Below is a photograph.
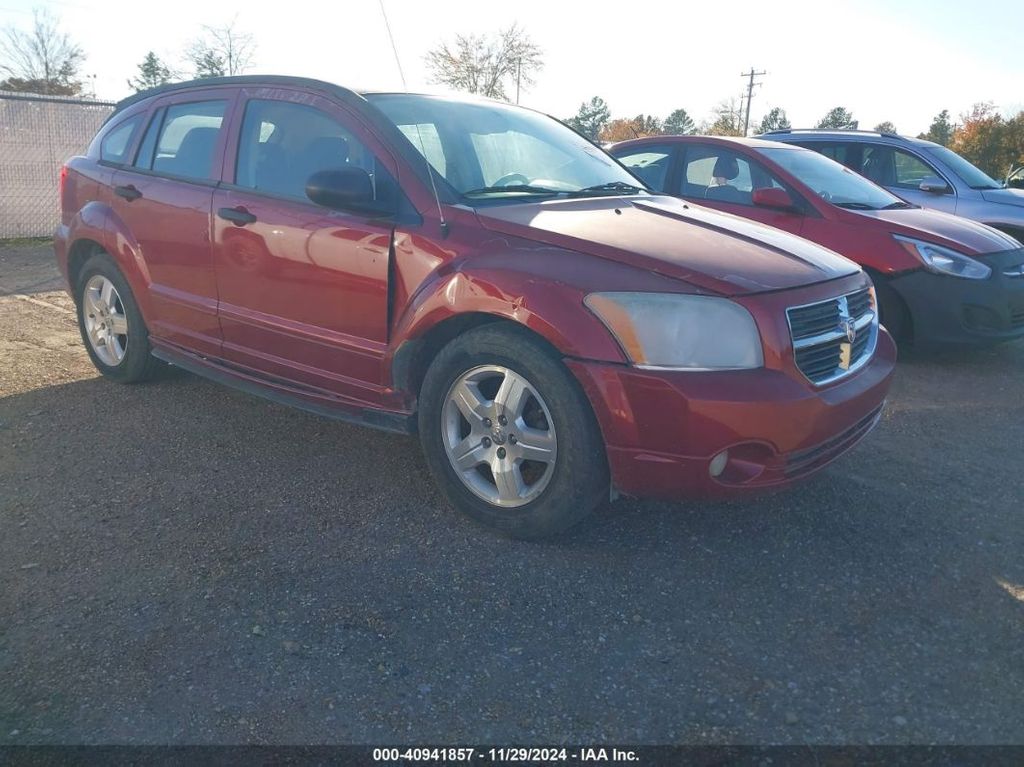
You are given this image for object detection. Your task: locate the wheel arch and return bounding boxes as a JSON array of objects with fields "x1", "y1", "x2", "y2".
[
  {"x1": 388, "y1": 265, "x2": 631, "y2": 404},
  {"x1": 392, "y1": 312, "x2": 567, "y2": 405}
]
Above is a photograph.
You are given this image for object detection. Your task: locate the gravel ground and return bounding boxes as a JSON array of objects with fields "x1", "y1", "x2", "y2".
[{"x1": 1, "y1": 242, "x2": 1022, "y2": 745}]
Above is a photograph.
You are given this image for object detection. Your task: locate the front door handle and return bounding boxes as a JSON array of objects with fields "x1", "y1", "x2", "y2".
[
  {"x1": 114, "y1": 184, "x2": 142, "y2": 202},
  {"x1": 217, "y1": 207, "x2": 257, "y2": 226}
]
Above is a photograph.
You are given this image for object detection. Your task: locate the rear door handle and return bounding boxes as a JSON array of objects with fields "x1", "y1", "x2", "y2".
[
  {"x1": 217, "y1": 207, "x2": 257, "y2": 226},
  {"x1": 114, "y1": 184, "x2": 142, "y2": 201}
]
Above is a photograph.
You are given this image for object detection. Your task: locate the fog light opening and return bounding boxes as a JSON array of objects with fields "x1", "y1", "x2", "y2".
[{"x1": 709, "y1": 450, "x2": 730, "y2": 478}]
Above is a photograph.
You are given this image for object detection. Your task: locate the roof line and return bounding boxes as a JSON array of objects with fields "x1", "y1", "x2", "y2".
[{"x1": 111, "y1": 75, "x2": 366, "y2": 116}]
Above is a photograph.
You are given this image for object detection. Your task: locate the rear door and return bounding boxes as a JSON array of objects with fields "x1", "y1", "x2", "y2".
[
  {"x1": 110, "y1": 89, "x2": 236, "y2": 357},
  {"x1": 210, "y1": 87, "x2": 399, "y2": 405}
]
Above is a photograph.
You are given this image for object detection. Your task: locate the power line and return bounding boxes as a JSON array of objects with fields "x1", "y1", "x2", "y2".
[{"x1": 740, "y1": 68, "x2": 766, "y2": 136}]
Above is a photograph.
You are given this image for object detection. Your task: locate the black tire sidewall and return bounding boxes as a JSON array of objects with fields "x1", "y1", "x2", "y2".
[
  {"x1": 75, "y1": 254, "x2": 155, "y2": 383},
  {"x1": 418, "y1": 325, "x2": 608, "y2": 539},
  {"x1": 871, "y1": 273, "x2": 911, "y2": 343}
]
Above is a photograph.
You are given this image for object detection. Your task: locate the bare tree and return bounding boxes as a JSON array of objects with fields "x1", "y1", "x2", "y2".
[
  {"x1": 0, "y1": 8, "x2": 85, "y2": 95},
  {"x1": 704, "y1": 98, "x2": 744, "y2": 136},
  {"x1": 187, "y1": 18, "x2": 255, "y2": 78},
  {"x1": 425, "y1": 24, "x2": 542, "y2": 102}
]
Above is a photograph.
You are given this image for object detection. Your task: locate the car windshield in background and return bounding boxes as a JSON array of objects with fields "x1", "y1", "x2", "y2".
[
  {"x1": 925, "y1": 145, "x2": 1001, "y2": 190},
  {"x1": 367, "y1": 94, "x2": 645, "y2": 200},
  {"x1": 758, "y1": 147, "x2": 904, "y2": 210}
]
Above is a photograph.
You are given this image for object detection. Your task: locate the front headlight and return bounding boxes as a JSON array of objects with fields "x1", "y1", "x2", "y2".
[
  {"x1": 584, "y1": 292, "x2": 764, "y2": 370},
  {"x1": 893, "y1": 235, "x2": 992, "y2": 280}
]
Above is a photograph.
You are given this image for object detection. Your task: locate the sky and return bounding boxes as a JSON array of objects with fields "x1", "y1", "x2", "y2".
[{"x1": 1, "y1": 0, "x2": 1021, "y2": 136}]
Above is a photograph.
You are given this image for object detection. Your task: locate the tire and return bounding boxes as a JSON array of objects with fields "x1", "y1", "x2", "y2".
[
  {"x1": 870, "y1": 272, "x2": 912, "y2": 344},
  {"x1": 75, "y1": 252, "x2": 162, "y2": 383},
  {"x1": 418, "y1": 324, "x2": 609, "y2": 539}
]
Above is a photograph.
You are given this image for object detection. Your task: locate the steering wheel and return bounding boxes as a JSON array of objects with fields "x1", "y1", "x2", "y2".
[
  {"x1": 493, "y1": 173, "x2": 530, "y2": 187},
  {"x1": 818, "y1": 189, "x2": 833, "y2": 202}
]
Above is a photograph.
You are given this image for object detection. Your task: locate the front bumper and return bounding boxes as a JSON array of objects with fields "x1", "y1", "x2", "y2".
[
  {"x1": 567, "y1": 330, "x2": 896, "y2": 500},
  {"x1": 889, "y1": 249, "x2": 1024, "y2": 345}
]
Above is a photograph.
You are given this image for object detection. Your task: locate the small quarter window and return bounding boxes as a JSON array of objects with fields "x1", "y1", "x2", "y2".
[{"x1": 100, "y1": 116, "x2": 142, "y2": 164}]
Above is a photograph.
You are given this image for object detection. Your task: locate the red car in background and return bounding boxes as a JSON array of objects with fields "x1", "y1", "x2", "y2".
[
  {"x1": 611, "y1": 136, "x2": 1024, "y2": 344},
  {"x1": 56, "y1": 76, "x2": 894, "y2": 538}
]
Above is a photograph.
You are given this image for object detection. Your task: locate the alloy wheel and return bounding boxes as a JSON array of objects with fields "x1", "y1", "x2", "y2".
[
  {"x1": 442, "y1": 365, "x2": 558, "y2": 508},
  {"x1": 83, "y1": 275, "x2": 128, "y2": 366}
]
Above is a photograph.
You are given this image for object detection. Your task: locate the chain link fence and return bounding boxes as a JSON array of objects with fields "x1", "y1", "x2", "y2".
[{"x1": 1, "y1": 91, "x2": 116, "y2": 239}]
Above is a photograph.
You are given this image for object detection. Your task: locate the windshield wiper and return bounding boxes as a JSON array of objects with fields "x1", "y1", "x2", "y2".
[
  {"x1": 462, "y1": 184, "x2": 562, "y2": 197},
  {"x1": 833, "y1": 202, "x2": 877, "y2": 210},
  {"x1": 569, "y1": 181, "x2": 646, "y2": 197},
  {"x1": 881, "y1": 201, "x2": 914, "y2": 210}
]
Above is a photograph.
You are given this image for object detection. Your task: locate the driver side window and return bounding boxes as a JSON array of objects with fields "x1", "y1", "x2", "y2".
[
  {"x1": 678, "y1": 146, "x2": 782, "y2": 206},
  {"x1": 234, "y1": 99, "x2": 394, "y2": 204}
]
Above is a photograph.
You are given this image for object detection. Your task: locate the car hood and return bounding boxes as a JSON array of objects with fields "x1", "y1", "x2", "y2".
[
  {"x1": 853, "y1": 207, "x2": 1021, "y2": 254},
  {"x1": 473, "y1": 195, "x2": 859, "y2": 296},
  {"x1": 981, "y1": 188, "x2": 1024, "y2": 208}
]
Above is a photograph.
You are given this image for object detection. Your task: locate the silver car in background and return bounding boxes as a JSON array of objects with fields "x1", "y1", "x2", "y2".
[{"x1": 763, "y1": 129, "x2": 1024, "y2": 243}]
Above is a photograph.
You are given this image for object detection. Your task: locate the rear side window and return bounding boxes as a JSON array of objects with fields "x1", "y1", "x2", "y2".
[
  {"x1": 234, "y1": 99, "x2": 395, "y2": 205},
  {"x1": 135, "y1": 100, "x2": 227, "y2": 181},
  {"x1": 100, "y1": 116, "x2": 142, "y2": 164},
  {"x1": 799, "y1": 142, "x2": 862, "y2": 172},
  {"x1": 615, "y1": 148, "x2": 673, "y2": 191}
]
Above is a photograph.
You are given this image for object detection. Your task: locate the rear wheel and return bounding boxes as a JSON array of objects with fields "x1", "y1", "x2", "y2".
[
  {"x1": 75, "y1": 253, "x2": 161, "y2": 383},
  {"x1": 418, "y1": 324, "x2": 608, "y2": 539}
]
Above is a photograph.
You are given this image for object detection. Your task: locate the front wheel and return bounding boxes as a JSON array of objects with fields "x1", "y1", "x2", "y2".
[
  {"x1": 418, "y1": 324, "x2": 609, "y2": 539},
  {"x1": 870, "y1": 273, "x2": 912, "y2": 343}
]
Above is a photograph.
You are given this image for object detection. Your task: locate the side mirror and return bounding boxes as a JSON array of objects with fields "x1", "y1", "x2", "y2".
[
  {"x1": 918, "y1": 177, "x2": 951, "y2": 194},
  {"x1": 306, "y1": 168, "x2": 390, "y2": 215},
  {"x1": 752, "y1": 186, "x2": 797, "y2": 211}
]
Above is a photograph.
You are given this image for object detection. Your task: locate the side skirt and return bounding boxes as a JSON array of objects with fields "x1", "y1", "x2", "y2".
[{"x1": 151, "y1": 344, "x2": 417, "y2": 436}]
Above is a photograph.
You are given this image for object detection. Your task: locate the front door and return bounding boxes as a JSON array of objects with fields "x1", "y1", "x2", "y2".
[
  {"x1": 211, "y1": 89, "x2": 398, "y2": 406},
  {"x1": 677, "y1": 144, "x2": 806, "y2": 236},
  {"x1": 110, "y1": 92, "x2": 235, "y2": 357},
  {"x1": 859, "y1": 143, "x2": 958, "y2": 213}
]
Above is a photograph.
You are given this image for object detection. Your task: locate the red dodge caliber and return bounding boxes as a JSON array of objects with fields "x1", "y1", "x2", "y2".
[{"x1": 56, "y1": 76, "x2": 895, "y2": 538}]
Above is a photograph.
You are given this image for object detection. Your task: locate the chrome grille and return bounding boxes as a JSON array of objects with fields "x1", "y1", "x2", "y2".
[{"x1": 787, "y1": 288, "x2": 878, "y2": 385}]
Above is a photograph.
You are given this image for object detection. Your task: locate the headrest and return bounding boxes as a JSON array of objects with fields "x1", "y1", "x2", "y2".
[{"x1": 712, "y1": 155, "x2": 739, "y2": 181}]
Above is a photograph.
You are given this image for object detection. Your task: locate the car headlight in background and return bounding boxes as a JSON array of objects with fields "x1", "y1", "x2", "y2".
[
  {"x1": 893, "y1": 235, "x2": 992, "y2": 280},
  {"x1": 585, "y1": 292, "x2": 764, "y2": 370}
]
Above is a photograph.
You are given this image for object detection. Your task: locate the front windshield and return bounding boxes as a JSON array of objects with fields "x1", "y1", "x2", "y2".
[
  {"x1": 925, "y1": 145, "x2": 1000, "y2": 190},
  {"x1": 367, "y1": 94, "x2": 645, "y2": 199},
  {"x1": 758, "y1": 147, "x2": 904, "y2": 210}
]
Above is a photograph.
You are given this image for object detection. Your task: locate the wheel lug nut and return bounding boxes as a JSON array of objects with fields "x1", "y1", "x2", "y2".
[
  {"x1": 497, "y1": 447, "x2": 507, "y2": 459},
  {"x1": 508, "y1": 435, "x2": 517, "y2": 444},
  {"x1": 482, "y1": 437, "x2": 491, "y2": 447},
  {"x1": 498, "y1": 415, "x2": 507, "y2": 426},
  {"x1": 484, "y1": 418, "x2": 492, "y2": 428}
]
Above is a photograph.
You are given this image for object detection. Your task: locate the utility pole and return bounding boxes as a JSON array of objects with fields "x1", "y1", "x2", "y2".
[
  {"x1": 516, "y1": 58, "x2": 522, "y2": 104},
  {"x1": 740, "y1": 68, "x2": 766, "y2": 136}
]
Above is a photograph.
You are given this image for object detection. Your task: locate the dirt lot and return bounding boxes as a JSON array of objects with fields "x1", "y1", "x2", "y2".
[{"x1": 1, "y1": 241, "x2": 1022, "y2": 745}]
